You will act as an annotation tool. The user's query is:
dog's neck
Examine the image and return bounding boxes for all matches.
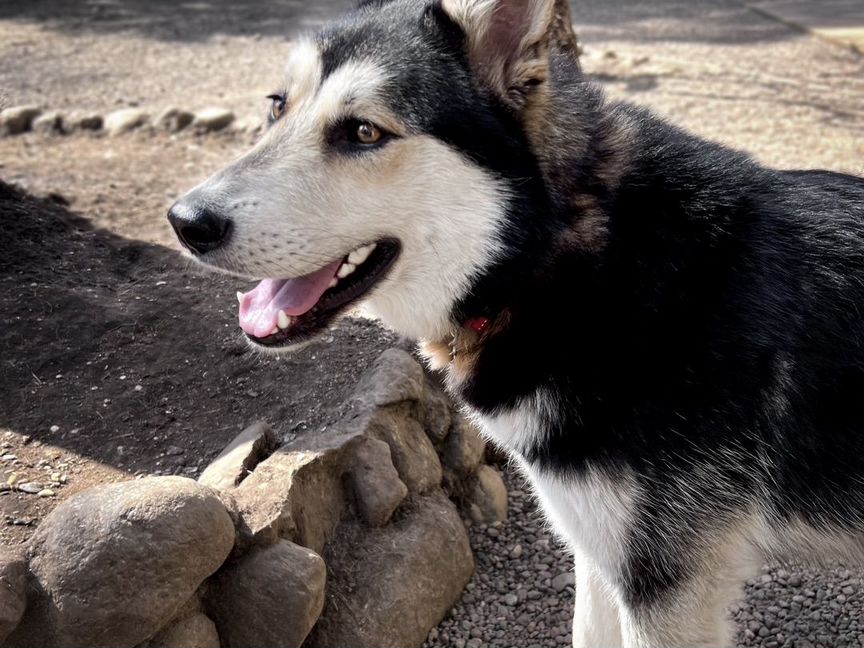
[421,50,636,400]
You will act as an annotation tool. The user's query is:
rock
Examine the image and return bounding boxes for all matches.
[366,409,442,494]
[307,492,474,648]
[37,489,54,498]
[420,385,452,443]
[207,540,326,648]
[440,417,486,479]
[31,111,63,135]
[144,613,220,648]
[467,465,508,524]
[0,551,27,643]
[199,421,278,491]
[349,438,408,526]
[352,349,425,407]
[155,107,194,133]
[192,108,234,132]
[551,572,573,592]
[231,117,263,134]
[0,105,42,135]
[104,108,148,135]
[231,429,362,552]
[66,111,103,131]
[6,476,235,648]
[17,482,41,494]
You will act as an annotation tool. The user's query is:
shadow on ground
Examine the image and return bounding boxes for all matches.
[0,0,798,45]
[0,179,394,483]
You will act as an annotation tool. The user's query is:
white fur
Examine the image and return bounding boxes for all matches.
[572,550,624,648]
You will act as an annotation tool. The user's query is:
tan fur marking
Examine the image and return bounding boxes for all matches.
[422,310,514,391]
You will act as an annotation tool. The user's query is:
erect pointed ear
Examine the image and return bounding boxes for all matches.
[439,0,575,108]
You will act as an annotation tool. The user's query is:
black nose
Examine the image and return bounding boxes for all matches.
[167,201,231,254]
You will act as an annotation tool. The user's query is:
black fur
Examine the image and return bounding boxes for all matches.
[322,0,864,611]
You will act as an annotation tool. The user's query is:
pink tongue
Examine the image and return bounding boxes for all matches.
[238,260,341,338]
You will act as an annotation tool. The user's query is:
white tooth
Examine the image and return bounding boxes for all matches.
[236,291,244,304]
[349,243,377,265]
[348,247,369,265]
[277,310,290,330]
[328,278,338,288]
[337,263,356,279]
[270,327,279,336]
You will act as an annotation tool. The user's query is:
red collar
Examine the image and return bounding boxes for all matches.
[464,316,491,334]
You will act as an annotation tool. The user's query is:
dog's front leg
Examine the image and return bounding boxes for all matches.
[613,532,759,648]
[572,550,623,648]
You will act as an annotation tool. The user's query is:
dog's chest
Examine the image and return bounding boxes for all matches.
[473,399,634,574]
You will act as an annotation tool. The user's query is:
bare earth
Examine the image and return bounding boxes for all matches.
[2,1,864,647]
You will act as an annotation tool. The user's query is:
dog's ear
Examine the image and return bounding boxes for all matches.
[438,0,576,108]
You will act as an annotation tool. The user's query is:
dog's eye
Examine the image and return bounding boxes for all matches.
[354,121,382,145]
[267,93,287,121]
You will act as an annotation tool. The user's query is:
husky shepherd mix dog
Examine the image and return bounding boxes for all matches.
[169,0,864,645]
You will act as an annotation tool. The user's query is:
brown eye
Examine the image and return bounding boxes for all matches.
[355,122,382,145]
[267,94,287,121]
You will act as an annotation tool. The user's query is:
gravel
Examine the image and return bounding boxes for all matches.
[736,567,864,648]
[427,469,575,648]
[428,466,864,648]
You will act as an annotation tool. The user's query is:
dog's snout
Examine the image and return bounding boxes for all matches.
[167,200,232,255]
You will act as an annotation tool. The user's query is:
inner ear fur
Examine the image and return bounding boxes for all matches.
[440,0,578,108]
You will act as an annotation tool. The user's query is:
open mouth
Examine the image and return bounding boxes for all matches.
[237,239,400,348]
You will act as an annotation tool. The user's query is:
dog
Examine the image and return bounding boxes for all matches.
[168,0,864,645]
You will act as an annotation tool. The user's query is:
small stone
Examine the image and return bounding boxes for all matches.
[166,445,185,456]
[232,117,263,134]
[104,108,148,135]
[551,573,572,592]
[49,425,60,433]
[155,107,194,133]
[0,105,42,135]
[17,482,41,495]
[1,455,16,462]
[468,465,508,524]
[66,111,103,131]
[31,111,64,135]
[503,593,519,606]
[510,544,523,559]
[192,108,235,132]
[37,489,55,498]
[420,387,452,443]
[349,437,408,527]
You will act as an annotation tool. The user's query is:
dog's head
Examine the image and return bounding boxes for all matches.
[169,0,577,351]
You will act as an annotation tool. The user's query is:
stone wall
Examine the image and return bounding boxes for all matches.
[0,349,507,648]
